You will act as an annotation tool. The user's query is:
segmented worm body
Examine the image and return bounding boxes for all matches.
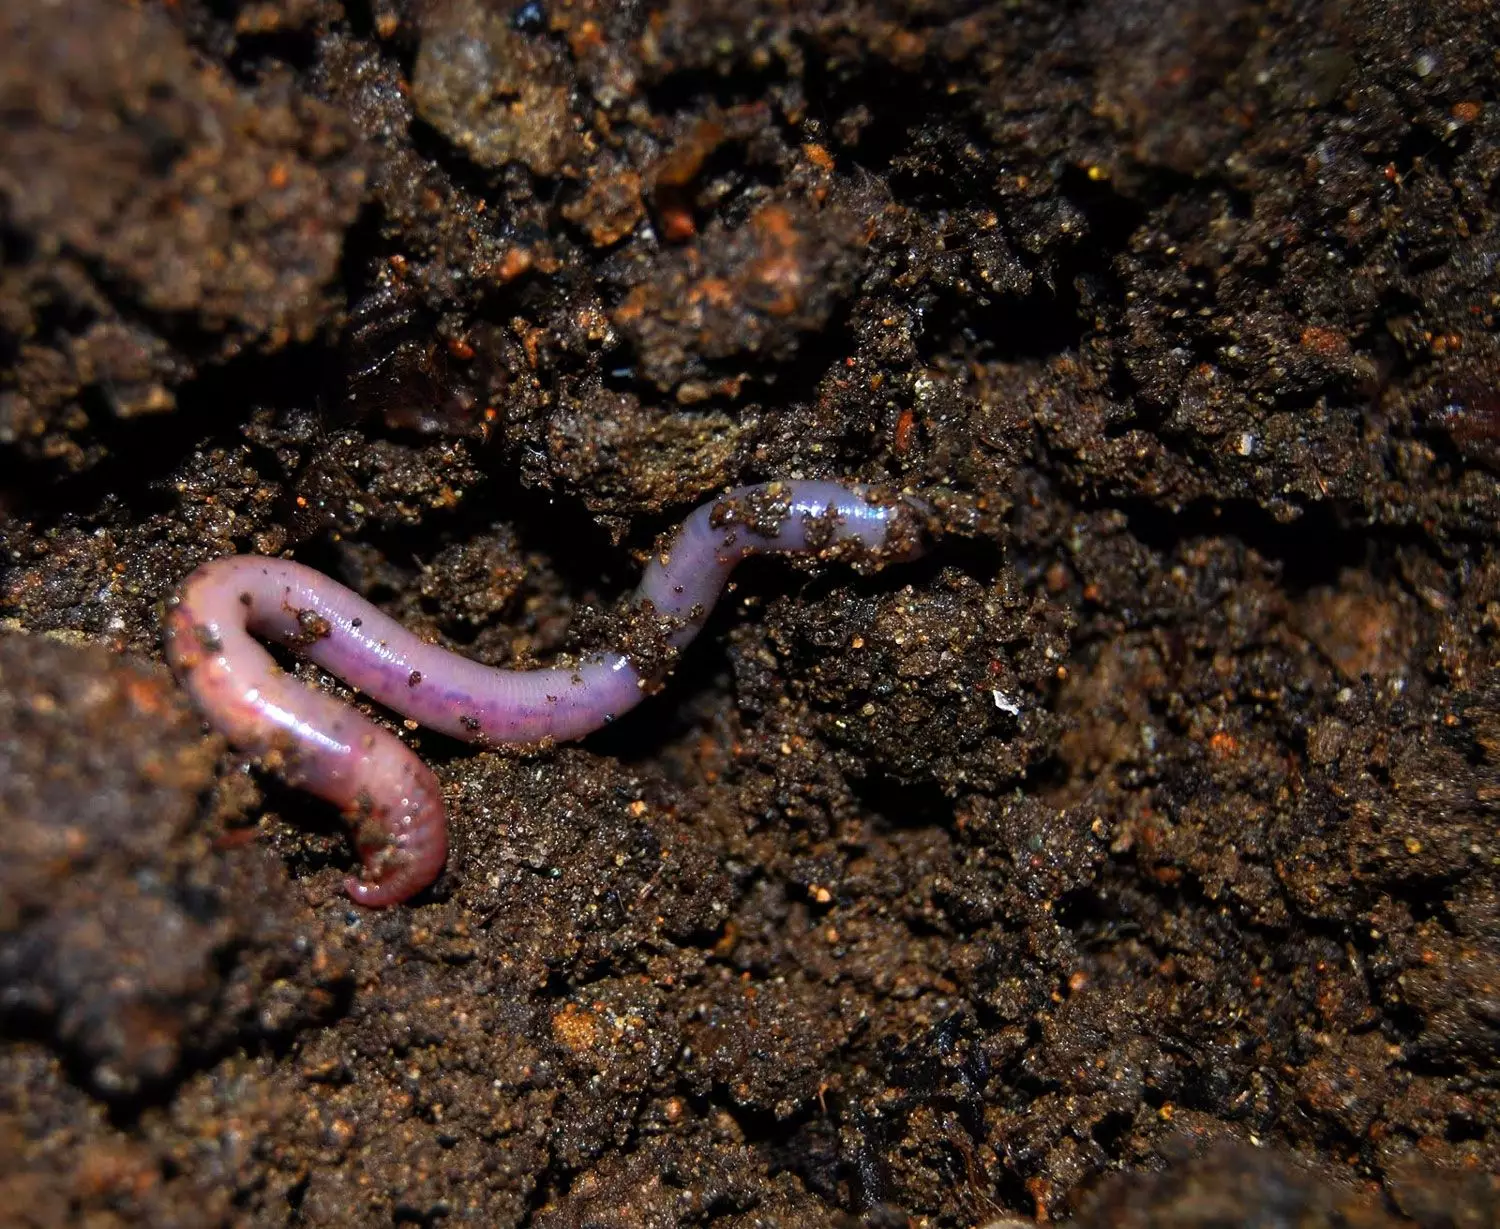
[164,481,930,906]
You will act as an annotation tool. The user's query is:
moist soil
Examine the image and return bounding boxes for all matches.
[2,0,1499,1225]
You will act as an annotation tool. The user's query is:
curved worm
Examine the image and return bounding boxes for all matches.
[163,481,932,906]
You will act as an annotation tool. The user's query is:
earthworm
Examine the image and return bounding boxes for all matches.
[163,481,932,907]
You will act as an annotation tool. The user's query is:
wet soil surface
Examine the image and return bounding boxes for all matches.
[2,0,1499,1224]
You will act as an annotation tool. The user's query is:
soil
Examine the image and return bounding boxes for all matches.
[2,0,1499,1225]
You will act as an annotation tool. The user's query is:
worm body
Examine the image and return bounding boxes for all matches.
[164,481,930,906]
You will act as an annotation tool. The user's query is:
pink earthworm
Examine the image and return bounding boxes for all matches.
[163,481,932,907]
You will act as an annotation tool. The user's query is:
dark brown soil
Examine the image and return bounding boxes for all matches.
[3,0,1499,1224]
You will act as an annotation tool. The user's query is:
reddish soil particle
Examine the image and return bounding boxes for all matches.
[3,0,1500,1224]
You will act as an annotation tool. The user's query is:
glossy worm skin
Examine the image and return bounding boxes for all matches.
[163,481,932,906]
